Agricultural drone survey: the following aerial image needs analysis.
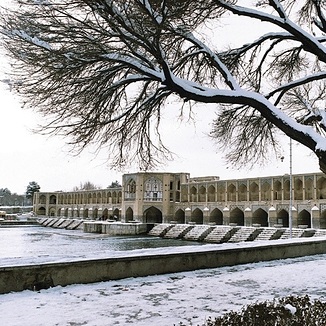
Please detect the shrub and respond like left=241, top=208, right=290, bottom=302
left=177, top=295, right=326, bottom=326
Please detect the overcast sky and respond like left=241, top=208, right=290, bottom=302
left=0, top=77, right=320, bottom=195
left=0, top=3, right=321, bottom=195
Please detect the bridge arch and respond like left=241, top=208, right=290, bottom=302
left=252, top=208, right=268, bottom=226
left=113, top=208, right=120, bottom=220
left=230, top=207, right=244, bottom=226
left=144, top=206, right=162, bottom=223
left=36, top=206, right=46, bottom=215
left=191, top=208, right=203, bottom=224
left=238, top=183, right=247, bottom=202
left=209, top=208, right=223, bottom=225
left=207, top=185, right=215, bottom=202
left=320, top=209, right=326, bottom=229
left=103, top=208, right=109, bottom=220
left=198, top=186, right=206, bottom=202
left=174, top=209, right=185, bottom=224
left=277, top=209, right=289, bottom=227
left=125, top=207, right=133, bottom=222
left=298, top=209, right=311, bottom=228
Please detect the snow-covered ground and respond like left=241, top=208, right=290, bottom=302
left=1, top=227, right=326, bottom=325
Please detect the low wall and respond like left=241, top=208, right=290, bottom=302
left=1, top=238, right=326, bottom=294
left=83, top=221, right=151, bottom=235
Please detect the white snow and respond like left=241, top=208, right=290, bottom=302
left=1, top=253, right=326, bottom=325
left=1, top=227, right=326, bottom=325
left=284, top=303, right=297, bottom=314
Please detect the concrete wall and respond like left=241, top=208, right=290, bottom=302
left=83, top=221, right=151, bottom=235
left=1, top=238, right=326, bottom=294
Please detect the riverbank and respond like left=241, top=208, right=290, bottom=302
left=1, top=254, right=326, bottom=326
left=2, top=235, right=326, bottom=294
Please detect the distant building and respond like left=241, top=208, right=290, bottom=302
left=33, top=171, right=326, bottom=229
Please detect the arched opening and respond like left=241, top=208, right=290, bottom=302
left=118, top=191, right=122, bottom=203
left=277, top=209, right=289, bottom=227
left=190, top=186, right=197, bottom=202
left=144, top=206, right=162, bottom=223
left=252, top=208, right=268, bottom=227
left=113, top=208, right=120, bottom=220
left=238, top=183, right=247, bottom=202
left=93, top=208, right=98, bottom=219
left=317, top=177, right=326, bottom=199
left=144, top=177, right=163, bottom=201
left=103, top=208, right=109, bottom=220
left=198, top=186, right=206, bottom=202
left=298, top=209, right=311, bottom=228
left=64, top=208, right=69, bottom=218
left=125, top=179, right=136, bottom=200
left=249, top=182, right=259, bottom=201
left=174, top=209, right=185, bottom=224
left=230, top=207, right=244, bottom=226
left=227, top=183, right=236, bottom=202
left=273, top=180, right=282, bottom=200
left=83, top=208, right=89, bottom=219
left=39, top=195, right=46, bottom=205
left=191, top=208, right=203, bottom=224
left=49, top=195, right=57, bottom=204
left=207, top=185, right=215, bottom=202
left=320, top=210, right=326, bottom=229
left=181, top=186, right=188, bottom=202
left=261, top=181, right=271, bottom=201
left=209, top=208, right=223, bottom=225
left=217, top=183, right=225, bottom=202
left=37, top=206, right=46, bottom=215
left=284, top=180, right=290, bottom=200
left=125, top=207, right=133, bottom=222
left=294, top=178, right=303, bottom=200
left=305, top=177, right=314, bottom=200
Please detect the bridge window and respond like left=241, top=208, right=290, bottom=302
left=144, top=177, right=163, bottom=201
left=125, top=179, right=136, bottom=200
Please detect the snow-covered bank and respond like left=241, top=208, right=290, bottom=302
left=1, top=254, right=326, bottom=326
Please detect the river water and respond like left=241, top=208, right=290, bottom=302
left=0, top=225, right=204, bottom=266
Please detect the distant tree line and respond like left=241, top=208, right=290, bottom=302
left=0, top=181, right=40, bottom=206
left=0, top=188, right=25, bottom=206
left=72, top=180, right=121, bottom=191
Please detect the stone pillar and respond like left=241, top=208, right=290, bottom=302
left=244, top=207, right=252, bottom=226
left=185, top=207, right=191, bottom=224
left=290, top=206, right=298, bottom=228
left=268, top=206, right=277, bottom=227
left=311, top=205, right=320, bottom=229
left=88, top=207, right=93, bottom=219
left=223, top=207, right=230, bottom=225
left=203, top=207, right=210, bottom=224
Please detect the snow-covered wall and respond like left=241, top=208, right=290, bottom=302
left=1, top=237, right=326, bottom=294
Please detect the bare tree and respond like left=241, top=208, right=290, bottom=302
left=72, top=181, right=100, bottom=191
left=0, top=1, right=325, bottom=171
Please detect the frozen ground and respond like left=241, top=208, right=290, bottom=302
left=1, top=227, right=326, bottom=325
left=2, top=254, right=326, bottom=326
